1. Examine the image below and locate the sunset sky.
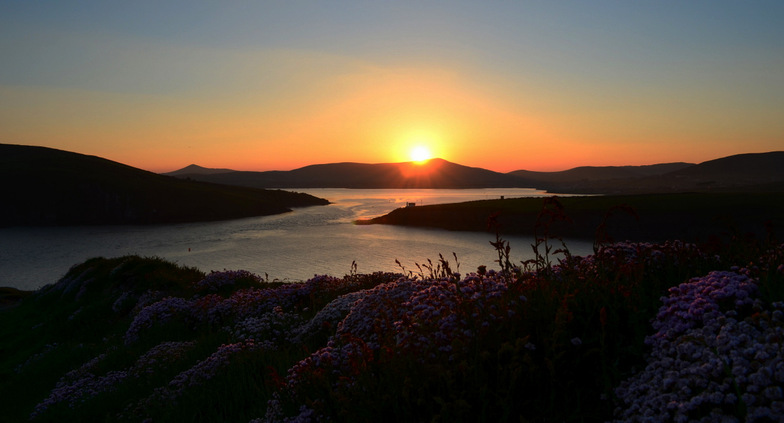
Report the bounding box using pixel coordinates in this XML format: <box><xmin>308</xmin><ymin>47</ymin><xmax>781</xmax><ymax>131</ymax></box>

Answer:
<box><xmin>1</xmin><ymin>1</ymin><xmax>782</xmax><ymax>173</ymax></box>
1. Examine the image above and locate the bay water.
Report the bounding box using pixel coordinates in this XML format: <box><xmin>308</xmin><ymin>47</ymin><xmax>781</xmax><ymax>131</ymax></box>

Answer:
<box><xmin>0</xmin><ymin>189</ymin><xmax>593</xmax><ymax>291</ymax></box>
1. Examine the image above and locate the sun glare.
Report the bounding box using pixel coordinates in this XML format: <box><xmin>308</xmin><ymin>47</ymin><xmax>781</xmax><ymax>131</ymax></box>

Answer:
<box><xmin>410</xmin><ymin>145</ymin><xmax>432</xmax><ymax>163</ymax></box>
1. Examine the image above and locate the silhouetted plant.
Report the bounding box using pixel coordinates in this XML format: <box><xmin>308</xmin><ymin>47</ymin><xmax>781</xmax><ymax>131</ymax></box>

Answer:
<box><xmin>487</xmin><ymin>211</ymin><xmax>517</xmax><ymax>275</ymax></box>
<box><xmin>416</xmin><ymin>253</ymin><xmax>461</xmax><ymax>280</ymax></box>
<box><xmin>396</xmin><ymin>253</ymin><xmax>462</xmax><ymax>281</ymax></box>
<box><xmin>395</xmin><ymin>259</ymin><xmax>414</xmax><ymax>279</ymax></box>
<box><xmin>593</xmin><ymin>204</ymin><xmax>639</xmax><ymax>254</ymax></box>
<box><xmin>523</xmin><ymin>196</ymin><xmax>572</xmax><ymax>274</ymax></box>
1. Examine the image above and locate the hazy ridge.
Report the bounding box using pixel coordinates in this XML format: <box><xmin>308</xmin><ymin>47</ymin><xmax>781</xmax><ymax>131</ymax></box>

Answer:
<box><xmin>516</xmin><ymin>152</ymin><xmax>784</xmax><ymax>193</ymax></box>
<box><xmin>169</xmin><ymin>151</ymin><xmax>784</xmax><ymax>193</ymax></box>
<box><xmin>167</xmin><ymin>158</ymin><xmax>530</xmax><ymax>189</ymax></box>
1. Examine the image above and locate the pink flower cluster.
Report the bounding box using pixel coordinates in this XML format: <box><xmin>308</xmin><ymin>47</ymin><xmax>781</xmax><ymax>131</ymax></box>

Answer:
<box><xmin>130</xmin><ymin>341</ymin><xmax>197</xmax><ymax>377</ymax></box>
<box><xmin>195</xmin><ymin>269</ymin><xmax>263</xmax><ymax>292</ymax></box>
<box><xmin>647</xmin><ymin>271</ymin><xmax>758</xmax><ymax>349</ymax></box>
<box><xmin>124</xmin><ymin>296</ymin><xmax>193</xmax><ymax>344</ymax></box>
<box><xmin>123</xmin><ymin>274</ymin><xmax>363</xmax><ymax>345</ymax></box>
<box><xmin>31</xmin><ymin>341</ymin><xmax>196</xmax><ymax>419</ymax></box>
<box><xmin>391</xmin><ymin>274</ymin><xmax>515</xmax><ymax>361</ymax></box>
<box><xmin>265</xmin><ymin>335</ymin><xmax>375</xmax><ymax>422</ymax></box>
<box><xmin>292</xmin><ymin>290</ymin><xmax>368</xmax><ymax>343</ymax></box>
<box><xmin>148</xmin><ymin>340</ymin><xmax>259</xmax><ymax>403</ymax></box>
<box><xmin>592</xmin><ymin>240</ymin><xmax>711</xmax><ymax>273</ymax></box>
<box><xmin>266</xmin><ymin>272</ymin><xmax>524</xmax><ymax>420</ymax></box>
<box><xmin>230</xmin><ymin>306</ymin><xmax>304</xmax><ymax>344</ymax></box>
<box><xmin>334</xmin><ymin>278</ymin><xmax>421</xmax><ymax>350</ymax></box>
<box><xmin>614</xmin><ymin>271</ymin><xmax>784</xmax><ymax>422</ymax></box>
<box><xmin>30</xmin><ymin>268</ymin><xmax>396</xmax><ymax>420</ymax></box>
<box><xmin>196</xmin><ymin>274</ymin><xmax>384</xmax><ymax>325</ymax></box>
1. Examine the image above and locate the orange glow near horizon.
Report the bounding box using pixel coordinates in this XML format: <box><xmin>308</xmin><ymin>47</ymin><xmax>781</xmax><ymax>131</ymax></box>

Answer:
<box><xmin>398</xmin><ymin>156</ymin><xmax>446</xmax><ymax>181</ymax></box>
<box><xmin>3</xmin><ymin>58</ymin><xmax>780</xmax><ymax>175</ymax></box>
<box><xmin>410</xmin><ymin>146</ymin><xmax>432</xmax><ymax>163</ymax></box>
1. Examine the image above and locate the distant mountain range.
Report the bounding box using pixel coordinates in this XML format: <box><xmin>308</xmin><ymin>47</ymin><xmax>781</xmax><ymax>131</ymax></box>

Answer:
<box><xmin>0</xmin><ymin>144</ymin><xmax>327</xmax><ymax>226</ymax></box>
<box><xmin>168</xmin><ymin>152</ymin><xmax>784</xmax><ymax>193</ymax></box>
<box><xmin>514</xmin><ymin>152</ymin><xmax>784</xmax><ymax>194</ymax></box>
<box><xmin>508</xmin><ymin>163</ymin><xmax>694</xmax><ymax>191</ymax></box>
<box><xmin>167</xmin><ymin>159</ymin><xmax>527</xmax><ymax>189</ymax></box>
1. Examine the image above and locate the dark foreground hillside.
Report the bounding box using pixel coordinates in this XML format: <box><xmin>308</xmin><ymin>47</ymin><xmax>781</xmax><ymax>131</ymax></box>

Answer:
<box><xmin>1</xmin><ymin>231</ymin><xmax>782</xmax><ymax>422</ymax></box>
<box><xmin>0</xmin><ymin>144</ymin><xmax>328</xmax><ymax>226</ymax></box>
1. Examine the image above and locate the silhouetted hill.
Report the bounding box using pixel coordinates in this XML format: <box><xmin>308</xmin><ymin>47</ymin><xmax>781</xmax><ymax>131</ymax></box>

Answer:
<box><xmin>165</xmin><ymin>164</ymin><xmax>236</xmax><ymax>176</ymax></box>
<box><xmin>0</xmin><ymin>144</ymin><xmax>328</xmax><ymax>226</ymax></box>
<box><xmin>509</xmin><ymin>163</ymin><xmax>693</xmax><ymax>184</ymax></box>
<box><xmin>509</xmin><ymin>152</ymin><xmax>784</xmax><ymax>194</ymax></box>
<box><xmin>664</xmin><ymin>152</ymin><xmax>784</xmax><ymax>188</ymax></box>
<box><xmin>171</xmin><ymin>158</ymin><xmax>537</xmax><ymax>189</ymax></box>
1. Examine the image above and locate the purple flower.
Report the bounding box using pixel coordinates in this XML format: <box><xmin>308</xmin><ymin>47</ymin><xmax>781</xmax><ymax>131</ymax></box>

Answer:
<box><xmin>146</xmin><ymin>340</ymin><xmax>260</xmax><ymax>404</ymax></box>
<box><xmin>195</xmin><ymin>269</ymin><xmax>263</xmax><ymax>292</ymax></box>
<box><xmin>614</xmin><ymin>268</ymin><xmax>784</xmax><ymax>422</ymax></box>
<box><xmin>124</xmin><ymin>296</ymin><xmax>193</xmax><ymax>344</ymax></box>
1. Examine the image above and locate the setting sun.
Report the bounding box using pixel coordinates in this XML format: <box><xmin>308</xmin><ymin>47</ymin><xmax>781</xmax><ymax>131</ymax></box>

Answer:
<box><xmin>410</xmin><ymin>145</ymin><xmax>433</xmax><ymax>163</ymax></box>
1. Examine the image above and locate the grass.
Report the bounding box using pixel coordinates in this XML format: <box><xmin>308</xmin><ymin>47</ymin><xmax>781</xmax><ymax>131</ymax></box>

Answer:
<box><xmin>2</xmin><ymin>196</ymin><xmax>783</xmax><ymax>422</ymax></box>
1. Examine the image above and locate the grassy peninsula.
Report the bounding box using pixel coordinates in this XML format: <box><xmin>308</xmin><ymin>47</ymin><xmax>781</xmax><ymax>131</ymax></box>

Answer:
<box><xmin>358</xmin><ymin>192</ymin><xmax>784</xmax><ymax>243</ymax></box>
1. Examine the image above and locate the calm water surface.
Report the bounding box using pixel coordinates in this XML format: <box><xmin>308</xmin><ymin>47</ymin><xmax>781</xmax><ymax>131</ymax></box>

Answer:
<box><xmin>0</xmin><ymin>189</ymin><xmax>592</xmax><ymax>290</ymax></box>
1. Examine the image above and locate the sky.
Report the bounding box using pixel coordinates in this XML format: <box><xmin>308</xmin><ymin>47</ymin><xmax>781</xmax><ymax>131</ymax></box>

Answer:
<box><xmin>1</xmin><ymin>1</ymin><xmax>782</xmax><ymax>173</ymax></box>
